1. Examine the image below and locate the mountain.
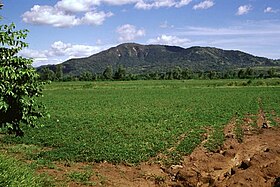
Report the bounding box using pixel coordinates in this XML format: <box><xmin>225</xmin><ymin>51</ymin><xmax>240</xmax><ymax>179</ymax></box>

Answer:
<box><xmin>39</xmin><ymin>43</ymin><xmax>280</xmax><ymax>75</ymax></box>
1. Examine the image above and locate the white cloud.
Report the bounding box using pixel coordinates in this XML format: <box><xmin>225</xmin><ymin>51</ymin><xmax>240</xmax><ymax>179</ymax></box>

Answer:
<box><xmin>22</xmin><ymin>5</ymin><xmax>81</xmax><ymax>27</ymax></box>
<box><xmin>20</xmin><ymin>41</ymin><xmax>109</xmax><ymax>66</ymax></box>
<box><xmin>22</xmin><ymin>3</ymin><xmax>113</xmax><ymax>27</ymax></box>
<box><xmin>135</xmin><ymin>0</ymin><xmax>192</xmax><ymax>10</ymax></box>
<box><xmin>20</xmin><ymin>49</ymin><xmax>48</xmax><ymax>59</ymax></box>
<box><xmin>55</xmin><ymin>0</ymin><xmax>99</xmax><ymax>12</ymax></box>
<box><xmin>103</xmin><ymin>0</ymin><xmax>139</xmax><ymax>5</ymax></box>
<box><xmin>116</xmin><ymin>24</ymin><xmax>146</xmax><ymax>42</ymax></box>
<box><xmin>148</xmin><ymin>34</ymin><xmax>190</xmax><ymax>46</ymax></box>
<box><xmin>81</xmin><ymin>11</ymin><xmax>113</xmax><ymax>25</ymax></box>
<box><xmin>55</xmin><ymin>0</ymin><xmax>139</xmax><ymax>12</ymax></box>
<box><xmin>175</xmin><ymin>0</ymin><xmax>192</xmax><ymax>8</ymax></box>
<box><xmin>193</xmin><ymin>0</ymin><xmax>214</xmax><ymax>10</ymax></box>
<box><xmin>19</xmin><ymin>48</ymin><xmax>60</xmax><ymax>67</ymax></box>
<box><xmin>236</xmin><ymin>5</ymin><xmax>252</xmax><ymax>16</ymax></box>
<box><xmin>47</xmin><ymin>41</ymin><xmax>104</xmax><ymax>58</ymax></box>
<box><xmin>22</xmin><ymin>0</ymin><xmax>193</xmax><ymax>27</ymax></box>
<box><xmin>55</xmin><ymin>0</ymin><xmax>192</xmax><ymax>9</ymax></box>
<box><xmin>264</xmin><ymin>7</ymin><xmax>278</xmax><ymax>13</ymax></box>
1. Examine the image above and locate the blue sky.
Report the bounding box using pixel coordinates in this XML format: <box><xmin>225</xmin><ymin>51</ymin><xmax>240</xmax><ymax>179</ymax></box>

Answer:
<box><xmin>1</xmin><ymin>0</ymin><xmax>280</xmax><ymax>66</ymax></box>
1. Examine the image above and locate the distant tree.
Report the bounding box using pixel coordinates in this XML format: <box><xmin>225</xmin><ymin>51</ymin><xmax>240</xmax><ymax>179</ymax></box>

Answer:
<box><xmin>127</xmin><ymin>73</ymin><xmax>137</xmax><ymax>80</ymax></box>
<box><xmin>0</xmin><ymin>6</ymin><xmax>47</xmax><ymax>136</ymax></box>
<box><xmin>223</xmin><ymin>71</ymin><xmax>230</xmax><ymax>79</ymax></box>
<box><xmin>232</xmin><ymin>71</ymin><xmax>238</xmax><ymax>79</ymax></box>
<box><xmin>226</xmin><ymin>70</ymin><xmax>236</xmax><ymax>79</ymax></box>
<box><xmin>80</xmin><ymin>71</ymin><xmax>93</xmax><ymax>81</ymax></box>
<box><xmin>268</xmin><ymin>68</ymin><xmax>276</xmax><ymax>78</ymax></box>
<box><xmin>258</xmin><ymin>73</ymin><xmax>264</xmax><ymax>79</ymax></box>
<box><xmin>182</xmin><ymin>68</ymin><xmax>193</xmax><ymax>79</ymax></box>
<box><xmin>114</xmin><ymin>65</ymin><xmax>126</xmax><ymax>80</ymax></box>
<box><xmin>172</xmin><ymin>66</ymin><xmax>182</xmax><ymax>80</ymax></box>
<box><xmin>40</xmin><ymin>67</ymin><xmax>55</xmax><ymax>81</ymax></box>
<box><xmin>92</xmin><ymin>73</ymin><xmax>98</xmax><ymax>81</ymax></box>
<box><xmin>103</xmin><ymin>66</ymin><xmax>113</xmax><ymax>80</ymax></box>
<box><xmin>238</xmin><ymin>69</ymin><xmax>245</xmax><ymax>79</ymax></box>
<box><xmin>165</xmin><ymin>71</ymin><xmax>173</xmax><ymax>80</ymax></box>
<box><xmin>209</xmin><ymin>71</ymin><xmax>217</xmax><ymax>79</ymax></box>
<box><xmin>148</xmin><ymin>72</ymin><xmax>160</xmax><ymax>80</ymax></box>
<box><xmin>55</xmin><ymin>64</ymin><xmax>63</xmax><ymax>80</ymax></box>
<box><xmin>245</xmin><ymin>67</ymin><xmax>255</xmax><ymax>78</ymax></box>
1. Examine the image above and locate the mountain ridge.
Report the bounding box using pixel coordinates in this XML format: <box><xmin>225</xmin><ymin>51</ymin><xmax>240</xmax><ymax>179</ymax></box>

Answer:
<box><xmin>38</xmin><ymin>43</ymin><xmax>280</xmax><ymax>75</ymax></box>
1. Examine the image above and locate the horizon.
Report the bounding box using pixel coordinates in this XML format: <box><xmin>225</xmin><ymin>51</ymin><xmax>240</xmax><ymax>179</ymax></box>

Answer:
<box><xmin>1</xmin><ymin>0</ymin><xmax>280</xmax><ymax>67</ymax></box>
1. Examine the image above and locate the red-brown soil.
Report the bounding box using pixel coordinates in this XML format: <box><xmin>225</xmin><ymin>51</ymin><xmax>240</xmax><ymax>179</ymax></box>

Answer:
<box><xmin>36</xmin><ymin>114</ymin><xmax>280</xmax><ymax>187</ymax></box>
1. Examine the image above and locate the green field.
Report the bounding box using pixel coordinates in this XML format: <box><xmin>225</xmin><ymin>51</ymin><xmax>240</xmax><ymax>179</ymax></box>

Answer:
<box><xmin>1</xmin><ymin>79</ymin><xmax>280</xmax><ymax>164</ymax></box>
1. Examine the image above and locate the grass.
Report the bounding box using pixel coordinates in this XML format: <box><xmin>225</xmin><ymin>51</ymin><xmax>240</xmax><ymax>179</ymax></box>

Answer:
<box><xmin>1</xmin><ymin>79</ymin><xmax>280</xmax><ymax>165</ymax></box>
<box><xmin>0</xmin><ymin>154</ymin><xmax>53</xmax><ymax>187</ymax></box>
<box><xmin>67</xmin><ymin>170</ymin><xmax>93</xmax><ymax>185</ymax></box>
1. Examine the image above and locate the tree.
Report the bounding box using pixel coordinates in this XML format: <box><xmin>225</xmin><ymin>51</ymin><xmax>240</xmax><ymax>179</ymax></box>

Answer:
<box><xmin>172</xmin><ymin>66</ymin><xmax>182</xmax><ymax>80</ymax></box>
<box><xmin>0</xmin><ymin>9</ymin><xmax>47</xmax><ymax>136</ymax></box>
<box><xmin>40</xmin><ymin>67</ymin><xmax>55</xmax><ymax>81</ymax></box>
<box><xmin>208</xmin><ymin>71</ymin><xmax>217</xmax><ymax>79</ymax></box>
<box><xmin>55</xmin><ymin>64</ymin><xmax>63</xmax><ymax>80</ymax></box>
<box><xmin>114</xmin><ymin>65</ymin><xmax>126</xmax><ymax>80</ymax></box>
<box><xmin>268</xmin><ymin>68</ymin><xmax>276</xmax><ymax>78</ymax></box>
<box><xmin>182</xmin><ymin>68</ymin><xmax>193</xmax><ymax>79</ymax></box>
<box><xmin>80</xmin><ymin>71</ymin><xmax>93</xmax><ymax>81</ymax></box>
<box><xmin>244</xmin><ymin>67</ymin><xmax>254</xmax><ymax>78</ymax></box>
<box><xmin>238</xmin><ymin>69</ymin><xmax>245</xmax><ymax>79</ymax></box>
<box><xmin>103</xmin><ymin>65</ymin><xmax>113</xmax><ymax>80</ymax></box>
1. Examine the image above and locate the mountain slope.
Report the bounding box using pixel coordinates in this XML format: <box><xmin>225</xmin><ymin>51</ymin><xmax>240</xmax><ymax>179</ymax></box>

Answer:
<box><xmin>39</xmin><ymin>43</ymin><xmax>280</xmax><ymax>75</ymax></box>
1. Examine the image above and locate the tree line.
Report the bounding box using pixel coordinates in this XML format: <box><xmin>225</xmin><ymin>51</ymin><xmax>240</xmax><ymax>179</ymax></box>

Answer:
<box><xmin>39</xmin><ymin>65</ymin><xmax>279</xmax><ymax>82</ymax></box>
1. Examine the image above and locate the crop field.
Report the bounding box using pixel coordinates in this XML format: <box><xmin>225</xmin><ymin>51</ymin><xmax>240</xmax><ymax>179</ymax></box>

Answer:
<box><xmin>1</xmin><ymin>79</ymin><xmax>280</xmax><ymax>165</ymax></box>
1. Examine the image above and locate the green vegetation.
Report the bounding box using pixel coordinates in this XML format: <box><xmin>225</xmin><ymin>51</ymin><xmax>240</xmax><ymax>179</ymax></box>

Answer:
<box><xmin>0</xmin><ymin>154</ymin><xmax>53</xmax><ymax>187</ymax></box>
<box><xmin>67</xmin><ymin>170</ymin><xmax>94</xmax><ymax>185</ymax></box>
<box><xmin>38</xmin><ymin>43</ymin><xmax>280</xmax><ymax>77</ymax></box>
<box><xmin>2</xmin><ymin>80</ymin><xmax>279</xmax><ymax>164</ymax></box>
<box><xmin>39</xmin><ymin>65</ymin><xmax>280</xmax><ymax>82</ymax></box>
<box><xmin>0</xmin><ymin>22</ymin><xmax>47</xmax><ymax>136</ymax></box>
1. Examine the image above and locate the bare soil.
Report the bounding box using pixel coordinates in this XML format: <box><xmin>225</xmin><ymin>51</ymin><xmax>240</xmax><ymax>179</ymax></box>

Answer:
<box><xmin>36</xmin><ymin>112</ymin><xmax>280</xmax><ymax>187</ymax></box>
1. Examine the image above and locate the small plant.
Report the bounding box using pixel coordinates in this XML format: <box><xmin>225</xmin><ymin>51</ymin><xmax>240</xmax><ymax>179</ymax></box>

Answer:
<box><xmin>163</xmin><ymin>150</ymin><xmax>182</xmax><ymax>167</ymax></box>
<box><xmin>0</xmin><ymin>154</ymin><xmax>53</xmax><ymax>187</ymax></box>
<box><xmin>29</xmin><ymin>158</ymin><xmax>56</xmax><ymax>170</ymax></box>
<box><xmin>67</xmin><ymin>170</ymin><xmax>93</xmax><ymax>185</ymax></box>
<box><xmin>177</xmin><ymin>129</ymin><xmax>205</xmax><ymax>154</ymax></box>
<box><xmin>204</xmin><ymin>129</ymin><xmax>225</xmax><ymax>152</ymax></box>
<box><xmin>234</xmin><ymin>123</ymin><xmax>244</xmax><ymax>143</ymax></box>
<box><xmin>7</xmin><ymin>144</ymin><xmax>42</xmax><ymax>158</ymax></box>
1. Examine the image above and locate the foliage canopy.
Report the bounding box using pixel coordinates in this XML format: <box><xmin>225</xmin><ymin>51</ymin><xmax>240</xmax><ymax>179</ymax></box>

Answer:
<box><xmin>0</xmin><ymin>20</ymin><xmax>47</xmax><ymax>136</ymax></box>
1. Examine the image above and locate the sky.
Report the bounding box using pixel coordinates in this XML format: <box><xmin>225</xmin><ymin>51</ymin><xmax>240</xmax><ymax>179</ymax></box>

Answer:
<box><xmin>1</xmin><ymin>0</ymin><xmax>280</xmax><ymax>67</ymax></box>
